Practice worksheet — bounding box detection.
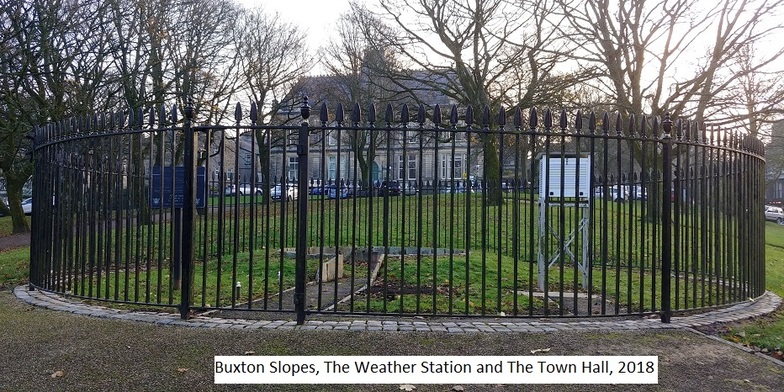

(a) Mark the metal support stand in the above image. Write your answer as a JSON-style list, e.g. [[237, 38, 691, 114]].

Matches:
[[537, 199, 590, 291]]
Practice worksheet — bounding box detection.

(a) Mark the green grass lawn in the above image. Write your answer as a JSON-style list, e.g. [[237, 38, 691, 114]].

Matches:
[[0, 247, 28, 289], [726, 222, 784, 352], [1, 213, 782, 351], [0, 216, 15, 238]]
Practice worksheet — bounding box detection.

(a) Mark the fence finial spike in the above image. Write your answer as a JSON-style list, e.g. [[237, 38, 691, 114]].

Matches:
[[385, 103, 394, 124], [482, 105, 491, 127], [559, 109, 567, 130], [529, 107, 537, 129], [400, 104, 409, 125], [128, 108, 135, 128], [117, 111, 126, 129], [368, 103, 376, 124], [250, 101, 258, 123], [450, 104, 458, 126], [640, 115, 647, 138], [159, 105, 167, 126], [544, 108, 552, 130], [234, 102, 242, 123], [336, 102, 345, 124], [700, 122, 707, 143], [320, 102, 328, 123], [652, 115, 660, 139], [352, 102, 361, 124], [588, 111, 596, 133]]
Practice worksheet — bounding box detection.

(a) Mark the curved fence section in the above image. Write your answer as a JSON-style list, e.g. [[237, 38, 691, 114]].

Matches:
[[29, 101, 766, 322]]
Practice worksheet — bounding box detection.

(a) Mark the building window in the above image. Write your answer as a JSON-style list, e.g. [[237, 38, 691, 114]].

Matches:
[[288, 157, 298, 181], [328, 156, 336, 180], [454, 156, 464, 179], [399, 154, 417, 180], [440, 154, 465, 179]]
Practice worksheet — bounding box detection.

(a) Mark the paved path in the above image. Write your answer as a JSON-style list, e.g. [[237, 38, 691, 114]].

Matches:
[[0, 233, 31, 250], [14, 285, 781, 333]]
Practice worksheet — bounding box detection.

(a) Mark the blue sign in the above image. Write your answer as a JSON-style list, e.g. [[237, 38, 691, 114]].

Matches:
[[150, 166, 206, 208]]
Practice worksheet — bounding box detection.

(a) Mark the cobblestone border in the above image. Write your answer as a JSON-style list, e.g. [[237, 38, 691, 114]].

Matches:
[[13, 285, 780, 333]]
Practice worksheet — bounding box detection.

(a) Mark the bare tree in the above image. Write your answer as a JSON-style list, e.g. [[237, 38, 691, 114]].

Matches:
[[764, 121, 784, 191], [168, 0, 242, 124], [555, 0, 784, 123], [704, 45, 784, 136], [356, 0, 576, 204], [0, 0, 112, 232], [107, 0, 242, 163], [233, 6, 312, 200], [319, 9, 402, 189], [555, 0, 784, 217]]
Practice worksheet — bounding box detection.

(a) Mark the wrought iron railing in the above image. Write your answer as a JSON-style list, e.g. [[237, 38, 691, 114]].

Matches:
[[29, 98, 766, 323]]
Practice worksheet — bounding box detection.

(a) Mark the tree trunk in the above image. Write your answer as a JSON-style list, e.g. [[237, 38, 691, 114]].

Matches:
[[5, 174, 29, 233], [254, 129, 271, 204], [482, 135, 502, 206]]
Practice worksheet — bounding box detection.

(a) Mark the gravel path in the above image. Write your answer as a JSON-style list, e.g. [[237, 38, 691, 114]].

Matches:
[[2, 290, 784, 391], [0, 233, 30, 250], [4, 230, 784, 390]]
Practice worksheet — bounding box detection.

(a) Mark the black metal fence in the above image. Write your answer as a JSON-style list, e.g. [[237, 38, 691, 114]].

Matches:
[[29, 99, 766, 323]]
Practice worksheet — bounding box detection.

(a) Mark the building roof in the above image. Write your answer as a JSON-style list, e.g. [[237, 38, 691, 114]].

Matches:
[[283, 68, 458, 118]]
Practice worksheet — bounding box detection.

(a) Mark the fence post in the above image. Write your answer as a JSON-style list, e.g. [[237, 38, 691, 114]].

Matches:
[[180, 99, 196, 320], [294, 96, 311, 325], [661, 113, 673, 323], [28, 127, 40, 291]]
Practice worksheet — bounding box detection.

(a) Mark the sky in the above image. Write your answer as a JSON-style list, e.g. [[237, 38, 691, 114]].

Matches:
[[237, 0, 784, 112], [238, 0, 356, 42]]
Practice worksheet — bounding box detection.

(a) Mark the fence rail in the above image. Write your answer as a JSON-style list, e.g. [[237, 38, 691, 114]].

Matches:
[[29, 99, 766, 323]]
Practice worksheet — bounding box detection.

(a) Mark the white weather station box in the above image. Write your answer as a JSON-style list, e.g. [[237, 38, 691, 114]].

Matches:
[[538, 153, 591, 200]]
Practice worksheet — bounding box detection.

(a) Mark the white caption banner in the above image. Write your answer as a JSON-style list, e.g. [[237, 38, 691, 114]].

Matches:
[[214, 355, 658, 384]]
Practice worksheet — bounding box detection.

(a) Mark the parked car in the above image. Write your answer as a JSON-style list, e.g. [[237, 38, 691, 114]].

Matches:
[[378, 180, 402, 196], [402, 182, 418, 195], [309, 180, 325, 196], [224, 183, 262, 196], [764, 205, 784, 224], [271, 184, 298, 200], [594, 185, 629, 202], [22, 198, 32, 215], [325, 185, 350, 199], [629, 185, 647, 201]]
